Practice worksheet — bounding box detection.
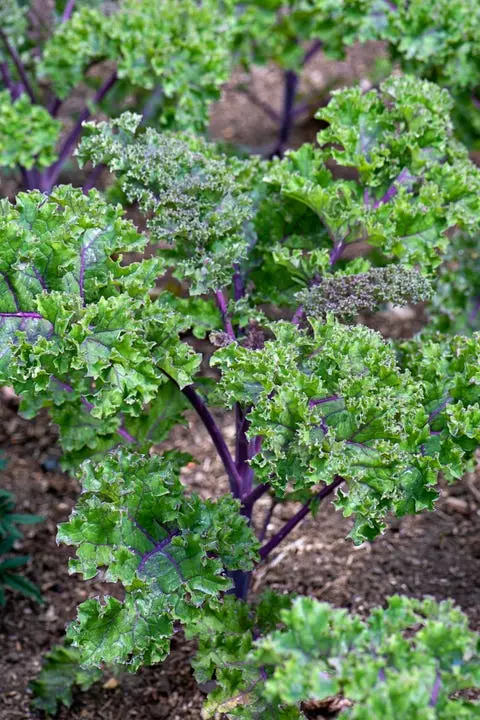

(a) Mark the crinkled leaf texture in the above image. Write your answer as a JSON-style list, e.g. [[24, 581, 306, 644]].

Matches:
[[186, 595, 479, 718], [265, 75, 480, 276], [38, 0, 234, 130], [250, 595, 480, 719], [0, 186, 199, 468], [213, 316, 480, 543], [58, 451, 259, 671], [77, 113, 255, 294], [0, 91, 61, 170]]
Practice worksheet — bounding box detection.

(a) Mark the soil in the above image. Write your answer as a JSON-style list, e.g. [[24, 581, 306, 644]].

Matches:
[[1, 40, 480, 720]]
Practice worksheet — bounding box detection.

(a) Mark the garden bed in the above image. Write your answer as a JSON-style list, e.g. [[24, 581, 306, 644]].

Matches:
[[0, 395, 478, 719]]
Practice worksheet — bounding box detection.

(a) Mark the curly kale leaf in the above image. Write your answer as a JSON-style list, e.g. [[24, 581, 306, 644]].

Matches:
[[0, 186, 199, 467], [251, 595, 480, 719], [0, 91, 60, 170], [397, 330, 480, 478], [58, 451, 259, 670], [185, 591, 294, 719], [77, 113, 254, 294], [266, 75, 480, 274], [374, 0, 480, 93], [213, 317, 445, 543], [427, 232, 480, 335], [38, 0, 234, 130]]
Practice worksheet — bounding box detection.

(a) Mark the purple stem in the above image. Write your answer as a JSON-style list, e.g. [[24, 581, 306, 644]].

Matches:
[[242, 482, 270, 511], [82, 164, 105, 194], [236, 405, 254, 500], [61, 0, 76, 22], [215, 290, 235, 341], [180, 383, 242, 498], [309, 395, 340, 407], [44, 70, 118, 191], [429, 671, 441, 707], [303, 39, 323, 66], [270, 69, 298, 158], [259, 475, 345, 560], [329, 241, 345, 267], [33, 267, 47, 291], [428, 395, 452, 423], [373, 168, 411, 209], [258, 499, 277, 542], [0, 61, 21, 100], [472, 95, 480, 111], [292, 305, 305, 325], [233, 265, 244, 302], [128, 513, 157, 546], [0, 311, 43, 319], [0, 30, 36, 104], [137, 530, 181, 574]]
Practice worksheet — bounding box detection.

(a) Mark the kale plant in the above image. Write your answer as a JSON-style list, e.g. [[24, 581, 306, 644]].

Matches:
[[0, 0, 235, 193], [1, 75, 480, 717]]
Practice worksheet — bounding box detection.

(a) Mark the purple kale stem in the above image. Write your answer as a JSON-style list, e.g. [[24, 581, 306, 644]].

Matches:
[[373, 167, 411, 209], [0, 61, 20, 100], [236, 404, 254, 500], [44, 70, 118, 191], [0, 311, 43, 319], [233, 263, 244, 302], [258, 498, 277, 542], [82, 164, 105, 194], [309, 395, 339, 407], [429, 671, 441, 707], [303, 39, 322, 66], [128, 513, 157, 546], [61, 0, 76, 22], [428, 395, 452, 423], [0, 30, 37, 104], [270, 70, 298, 158], [292, 304, 305, 325], [329, 241, 345, 267], [117, 426, 137, 443], [259, 475, 345, 560], [137, 530, 181, 574], [242, 481, 270, 510], [179, 382, 242, 498], [230, 568, 251, 601], [158, 369, 242, 496], [33, 267, 47, 290], [215, 289, 235, 341]]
